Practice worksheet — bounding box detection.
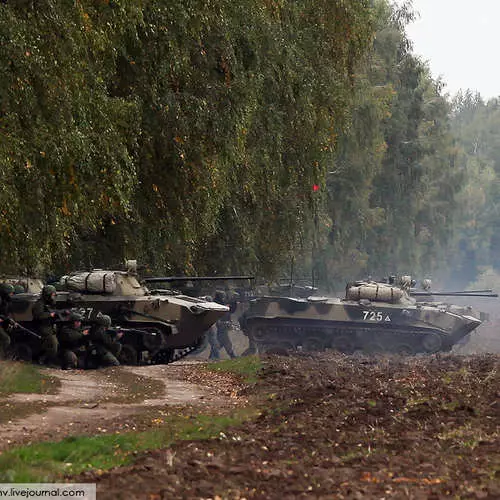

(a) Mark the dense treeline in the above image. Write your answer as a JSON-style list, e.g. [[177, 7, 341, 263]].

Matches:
[[0, 0, 373, 277], [0, 0, 498, 288]]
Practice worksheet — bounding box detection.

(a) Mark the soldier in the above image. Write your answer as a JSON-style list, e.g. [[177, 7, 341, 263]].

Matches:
[[189, 296, 213, 357], [57, 311, 88, 370], [87, 313, 121, 367], [207, 323, 221, 360], [32, 285, 59, 364], [0, 283, 15, 358], [238, 309, 257, 356], [214, 291, 236, 359]]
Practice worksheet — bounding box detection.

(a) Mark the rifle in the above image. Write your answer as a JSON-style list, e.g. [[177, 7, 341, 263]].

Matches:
[[0, 315, 41, 339]]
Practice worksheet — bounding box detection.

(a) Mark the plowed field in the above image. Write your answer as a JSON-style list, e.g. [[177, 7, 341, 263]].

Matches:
[[80, 353, 500, 499]]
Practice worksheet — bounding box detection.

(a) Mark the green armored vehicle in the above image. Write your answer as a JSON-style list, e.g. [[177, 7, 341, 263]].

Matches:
[[2, 264, 228, 364], [0, 277, 45, 360], [244, 277, 493, 355]]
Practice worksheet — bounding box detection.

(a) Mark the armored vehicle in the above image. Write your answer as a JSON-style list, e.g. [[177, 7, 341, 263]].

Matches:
[[0, 277, 46, 360], [243, 277, 495, 355], [2, 265, 229, 364]]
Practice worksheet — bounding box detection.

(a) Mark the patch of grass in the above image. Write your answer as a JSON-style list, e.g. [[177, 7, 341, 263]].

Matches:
[[204, 355, 263, 383], [437, 423, 499, 450], [0, 362, 60, 395], [0, 407, 259, 483]]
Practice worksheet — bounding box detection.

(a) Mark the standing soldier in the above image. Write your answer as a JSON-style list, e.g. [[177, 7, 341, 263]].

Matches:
[[214, 291, 236, 359], [0, 283, 15, 358], [207, 323, 221, 360], [87, 313, 121, 367], [57, 311, 88, 369], [32, 285, 59, 364], [238, 309, 257, 356]]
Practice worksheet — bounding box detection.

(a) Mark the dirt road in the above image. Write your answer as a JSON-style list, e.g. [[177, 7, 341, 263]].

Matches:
[[0, 362, 243, 451]]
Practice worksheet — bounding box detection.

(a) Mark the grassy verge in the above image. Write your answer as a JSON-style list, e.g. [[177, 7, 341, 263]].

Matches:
[[0, 407, 258, 482], [0, 356, 265, 482], [0, 361, 60, 395], [204, 355, 263, 383]]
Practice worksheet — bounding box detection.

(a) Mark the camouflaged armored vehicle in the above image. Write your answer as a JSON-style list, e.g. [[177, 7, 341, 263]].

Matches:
[[0, 277, 46, 360], [244, 277, 491, 355], [2, 264, 229, 364], [54, 264, 229, 364]]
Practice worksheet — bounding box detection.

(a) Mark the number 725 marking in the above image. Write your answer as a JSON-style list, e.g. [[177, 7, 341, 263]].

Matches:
[[362, 311, 391, 322]]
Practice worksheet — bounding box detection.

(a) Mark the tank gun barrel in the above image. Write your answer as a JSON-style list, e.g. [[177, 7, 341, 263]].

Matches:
[[411, 291, 498, 297], [143, 275, 255, 283]]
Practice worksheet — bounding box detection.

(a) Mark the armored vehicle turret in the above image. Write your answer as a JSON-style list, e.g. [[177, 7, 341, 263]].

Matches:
[[243, 277, 495, 355]]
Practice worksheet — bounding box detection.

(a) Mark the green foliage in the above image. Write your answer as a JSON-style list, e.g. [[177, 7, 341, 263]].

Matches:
[[0, 0, 374, 277], [2, 0, 492, 285], [313, 0, 467, 288], [444, 92, 500, 284], [0, 409, 256, 482], [205, 355, 263, 383], [0, 362, 59, 395]]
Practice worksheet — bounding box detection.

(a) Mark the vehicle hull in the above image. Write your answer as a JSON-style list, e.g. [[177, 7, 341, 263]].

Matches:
[[245, 296, 482, 354]]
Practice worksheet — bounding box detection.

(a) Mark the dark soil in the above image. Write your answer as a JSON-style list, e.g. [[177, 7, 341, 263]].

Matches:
[[80, 353, 500, 499]]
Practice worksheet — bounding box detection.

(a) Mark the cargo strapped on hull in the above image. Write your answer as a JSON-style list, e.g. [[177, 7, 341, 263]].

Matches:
[[60, 271, 117, 293], [346, 284, 403, 303]]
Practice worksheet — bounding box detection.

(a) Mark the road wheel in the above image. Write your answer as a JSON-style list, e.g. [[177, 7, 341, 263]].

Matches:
[[252, 327, 267, 342], [421, 333, 442, 353], [362, 342, 385, 355], [8, 343, 33, 362], [119, 344, 139, 366], [153, 348, 175, 364], [393, 343, 416, 356], [259, 344, 283, 355], [331, 336, 355, 354], [302, 337, 325, 352]]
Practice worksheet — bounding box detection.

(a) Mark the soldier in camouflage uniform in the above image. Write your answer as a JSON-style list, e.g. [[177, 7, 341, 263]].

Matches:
[[238, 309, 257, 356], [214, 291, 236, 359], [57, 311, 88, 369], [207, 323, 221, 360], [87, 313, 121, 367], [0, 283, 14, 358], [32, 285, 59, 364]]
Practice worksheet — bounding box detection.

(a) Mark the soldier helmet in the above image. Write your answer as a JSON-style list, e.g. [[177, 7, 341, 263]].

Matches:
[[0, 283, 15, 296], [421, 279, 432, 291], [42, 285, 57, 300], [214, 291, 226, 304], [69, 311, 84, 323], [95, 312, 112, 327]]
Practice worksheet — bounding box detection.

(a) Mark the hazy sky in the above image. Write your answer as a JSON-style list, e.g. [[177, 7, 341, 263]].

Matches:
[[396, 0, 500, 99]]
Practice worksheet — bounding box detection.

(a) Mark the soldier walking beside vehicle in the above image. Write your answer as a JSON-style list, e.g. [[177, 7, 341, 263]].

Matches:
[[32, 285, 59, 364], [214, 291, 237, 359], [0, 283, 15, 358], [238, 309, 257, 356], [207, 323, 222, 360]]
